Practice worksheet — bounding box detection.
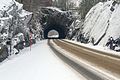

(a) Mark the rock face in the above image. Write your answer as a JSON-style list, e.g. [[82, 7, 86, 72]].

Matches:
[[74, 1, 120, 50], [0, 0, 32, 43], [0, 0, 32, 61], [39, 7, 74, 39]]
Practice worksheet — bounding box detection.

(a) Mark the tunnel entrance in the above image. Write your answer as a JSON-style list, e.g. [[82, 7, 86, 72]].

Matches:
[[39, 7, 74, 39], [44, 25, 67, 39]]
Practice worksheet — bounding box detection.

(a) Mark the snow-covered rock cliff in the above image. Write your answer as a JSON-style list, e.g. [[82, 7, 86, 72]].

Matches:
[[0, 0, 32, 43], [77, 1, 120, 50], [0, 0, 33, 60]]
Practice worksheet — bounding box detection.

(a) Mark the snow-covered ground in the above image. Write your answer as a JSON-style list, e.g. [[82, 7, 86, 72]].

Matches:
[[0, 40, 85, 80]]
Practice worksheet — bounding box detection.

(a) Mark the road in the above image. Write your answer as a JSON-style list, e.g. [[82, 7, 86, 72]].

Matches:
[[0, 40, 85, 80], [50, 39, 120, 80]]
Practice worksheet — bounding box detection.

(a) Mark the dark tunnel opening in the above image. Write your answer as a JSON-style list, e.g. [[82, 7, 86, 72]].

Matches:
[[44, 25, 67, 39]]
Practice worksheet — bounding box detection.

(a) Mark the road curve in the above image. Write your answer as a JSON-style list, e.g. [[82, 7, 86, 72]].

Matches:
[[48, 39, 120, 80]]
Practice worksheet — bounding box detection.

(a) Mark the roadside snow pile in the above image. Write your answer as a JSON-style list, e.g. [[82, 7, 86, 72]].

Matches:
[[76, 1, 120, 51]]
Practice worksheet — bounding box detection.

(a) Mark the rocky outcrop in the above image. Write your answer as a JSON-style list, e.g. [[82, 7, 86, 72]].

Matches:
[[0, 0, 32, 43], [74, 1, 120, 50], [0, 0, 32, 61]]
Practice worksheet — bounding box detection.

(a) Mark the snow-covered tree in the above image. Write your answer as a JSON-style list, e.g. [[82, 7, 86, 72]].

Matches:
[[79, 0, 107, 19]]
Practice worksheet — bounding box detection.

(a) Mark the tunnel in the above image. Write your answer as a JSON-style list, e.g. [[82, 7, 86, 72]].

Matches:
[[40, 7, 74, 39], [44, 24, 67, 39]]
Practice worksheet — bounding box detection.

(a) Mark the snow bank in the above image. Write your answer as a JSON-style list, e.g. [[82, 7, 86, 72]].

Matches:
[[82, 1, 120, 47]]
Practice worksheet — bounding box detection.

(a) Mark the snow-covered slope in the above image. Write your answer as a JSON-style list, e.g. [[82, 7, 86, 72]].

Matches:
[[82, 1, 120, 47]]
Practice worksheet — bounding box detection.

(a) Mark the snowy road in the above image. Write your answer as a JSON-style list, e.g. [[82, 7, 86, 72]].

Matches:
[[0, 40, 85, 80]]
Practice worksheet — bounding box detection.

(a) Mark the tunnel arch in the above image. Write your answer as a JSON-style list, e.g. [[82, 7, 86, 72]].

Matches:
[[44, 25, 67, 39]]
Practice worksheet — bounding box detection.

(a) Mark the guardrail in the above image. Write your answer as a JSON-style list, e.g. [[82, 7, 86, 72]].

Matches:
[[49, 39, 120, 79]]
